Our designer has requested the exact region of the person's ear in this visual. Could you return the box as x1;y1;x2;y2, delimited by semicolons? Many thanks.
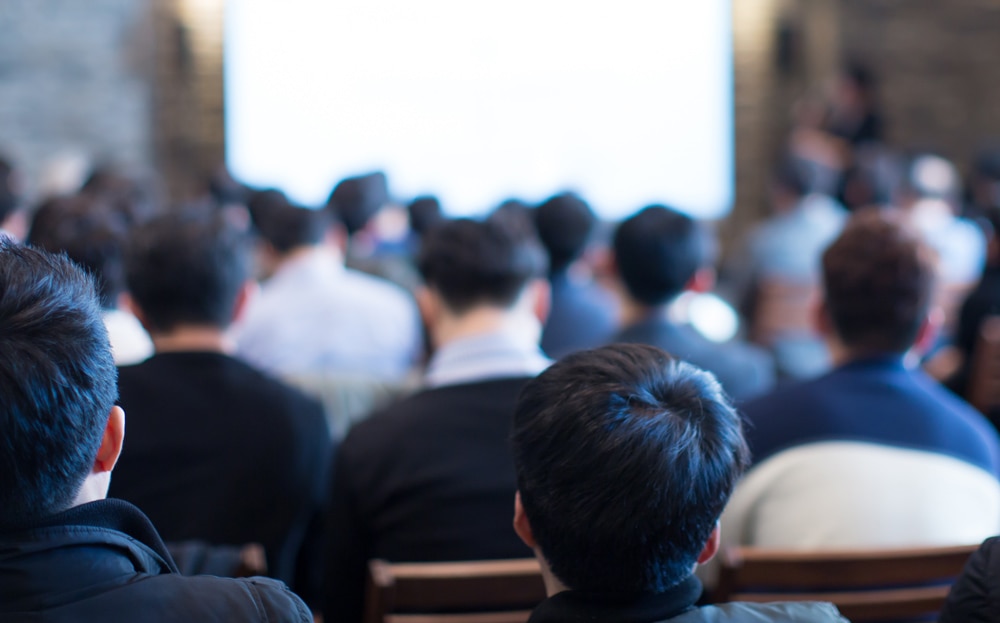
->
812;297;834;337
94;406;126;474
913;306;943;358
696;522;721;565
513;492;538;549
686;267;717;294
416;287;441;334
231;280;259;325
529;278;551;325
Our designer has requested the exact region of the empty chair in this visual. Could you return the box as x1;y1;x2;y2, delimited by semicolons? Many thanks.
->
363;559;546;623
713;544;978;622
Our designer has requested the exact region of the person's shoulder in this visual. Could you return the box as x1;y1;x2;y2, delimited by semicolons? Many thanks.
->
218;356;327;424
741;374;826;420
142;573;312;622
940;537;1000;623
679;600;847;623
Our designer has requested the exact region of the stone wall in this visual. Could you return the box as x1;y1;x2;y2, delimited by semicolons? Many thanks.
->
0;0;157;200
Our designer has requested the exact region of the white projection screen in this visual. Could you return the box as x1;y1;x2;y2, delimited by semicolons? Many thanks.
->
225;1;733;220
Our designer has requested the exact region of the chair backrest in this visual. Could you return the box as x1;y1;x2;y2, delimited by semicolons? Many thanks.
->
750;279;819;347
714;544;978;622
967;315;1000;415
364;559;546;623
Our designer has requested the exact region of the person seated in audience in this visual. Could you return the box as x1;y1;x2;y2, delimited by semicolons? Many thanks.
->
0;240;311;622
108;211;331;606
534;192;618;359
324;218;550;623
26;194;153;365
899;153;986;288
610;205;775;401
727;157;847;378
722;209;1000;560
939;536;1000;622
235;191;421;381
511;343;847;623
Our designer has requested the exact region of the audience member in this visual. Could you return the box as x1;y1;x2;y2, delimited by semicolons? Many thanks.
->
534;192;618;359
26;194;153;365
899;153;986;287
939;536;1000;622
324;218;550;623
109;211;331;604
235;192;421;381
610;205;775;401
724;209;1000;557
0;240;311;622
728;157;846;377
511;343;847;623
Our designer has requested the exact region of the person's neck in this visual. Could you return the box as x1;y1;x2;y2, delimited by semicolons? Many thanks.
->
431;306;541;351
150;325;233;355
619;295;667;328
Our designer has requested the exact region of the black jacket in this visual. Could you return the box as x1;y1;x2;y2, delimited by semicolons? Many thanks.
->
940;537;1000;623
0;499;311;623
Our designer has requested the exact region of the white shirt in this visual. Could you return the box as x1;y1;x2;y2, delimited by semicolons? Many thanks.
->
103;308;153;366
424;327;551;388
235;248;422;382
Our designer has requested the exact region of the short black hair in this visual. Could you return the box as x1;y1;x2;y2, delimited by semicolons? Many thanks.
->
26;195;129;309
512;344;750;593
0;156;19;224
125;210;251;333
822;208;936;353
613;205;714;306
534;192;596;274
407;195;444;236
248;190;331;254
773;156;812;197
0;240;118;529
326;171;389;236
417;218;547;314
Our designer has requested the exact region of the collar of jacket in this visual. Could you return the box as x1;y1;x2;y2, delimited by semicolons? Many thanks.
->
528;574;702;623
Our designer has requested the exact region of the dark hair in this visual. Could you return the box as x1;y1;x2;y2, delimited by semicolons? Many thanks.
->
125;210;251;332
534;192;596;274
248;190;331;254
0;240;117;528
326;171;389;236
822;208;936;353
773;156;811;198
407;195;444;236
417;218;547;314
27;195;129;309
0;156;19;224
512;344;750;593
613;205;714;306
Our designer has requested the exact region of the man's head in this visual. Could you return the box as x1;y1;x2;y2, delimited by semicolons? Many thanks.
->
248;190;334;272
821;208;937;356
534;192;596;275
0;240;123;529
326;171;389;237
511;344;750;594
612;205;716;307
27;195;129;310
417;218;547;314
125;211;252;335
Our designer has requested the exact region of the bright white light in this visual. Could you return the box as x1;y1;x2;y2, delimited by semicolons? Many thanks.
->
225;1;733;219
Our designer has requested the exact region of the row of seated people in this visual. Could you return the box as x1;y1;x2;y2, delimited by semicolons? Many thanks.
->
3;164;1000;621
3;232;1000;622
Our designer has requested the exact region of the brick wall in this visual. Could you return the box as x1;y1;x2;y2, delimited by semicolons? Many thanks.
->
0;0;156;200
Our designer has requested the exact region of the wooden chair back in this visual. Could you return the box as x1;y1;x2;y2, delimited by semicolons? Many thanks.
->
714;544;977;622
967;315;1000;415
364;559;546;623
750;280;819;347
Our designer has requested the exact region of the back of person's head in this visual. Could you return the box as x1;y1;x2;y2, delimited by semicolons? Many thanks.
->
773;156;812;199
822;208;936;354
0;240;117;529
125;210;250;333
534;192;596;274
26;194;129;309
613;205;714;306
512;343;750;593
417;218;547;314
407;195;444;237
326;171;389;236
248;190;332;254
0;155;20;225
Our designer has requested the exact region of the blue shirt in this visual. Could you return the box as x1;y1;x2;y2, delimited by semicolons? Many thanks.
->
742;355;1000;477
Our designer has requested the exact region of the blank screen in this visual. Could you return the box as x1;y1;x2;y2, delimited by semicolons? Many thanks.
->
225;1;733;219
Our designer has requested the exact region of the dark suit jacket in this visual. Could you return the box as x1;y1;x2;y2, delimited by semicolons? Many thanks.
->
541;271;618;360
324;377;535;623
613;316;775;402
